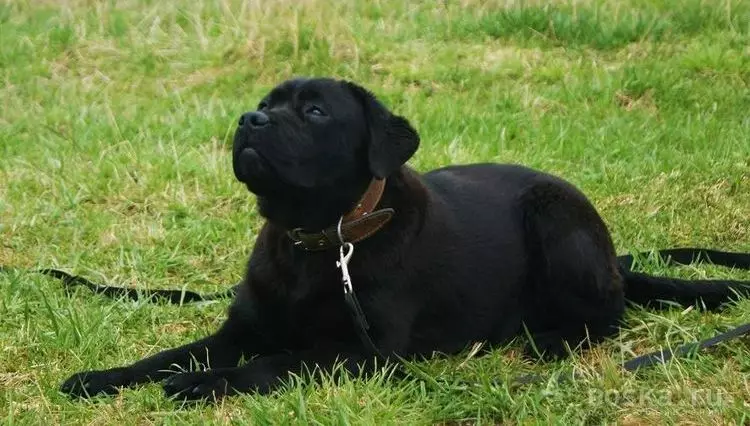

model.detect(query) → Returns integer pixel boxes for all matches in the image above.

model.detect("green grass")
[2,0,750,423]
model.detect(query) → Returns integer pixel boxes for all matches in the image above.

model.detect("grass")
[1,0,750,423]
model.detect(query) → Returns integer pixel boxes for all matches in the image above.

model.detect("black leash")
[4,247,736,305]
[2,247,750,386]
[622,321,750,371]
[615,248,750,372]
[0,266,238,304]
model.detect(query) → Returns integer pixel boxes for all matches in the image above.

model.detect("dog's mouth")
[234,144,318,194]
[234,132,324,196]
[233,147,279,195]
[237,147,267,177]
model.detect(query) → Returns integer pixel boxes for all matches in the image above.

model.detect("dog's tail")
[618,248,750,310]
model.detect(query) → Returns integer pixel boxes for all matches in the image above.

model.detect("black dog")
[61,78,750,401]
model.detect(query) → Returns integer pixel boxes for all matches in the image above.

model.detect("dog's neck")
[286,178,394,251]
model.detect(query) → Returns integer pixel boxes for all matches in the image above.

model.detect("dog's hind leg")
[518,179,626,359]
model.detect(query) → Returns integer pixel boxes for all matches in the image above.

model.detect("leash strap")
[615,248,750,370]
[344,291,385,358]
[2,247,749,378]
[336,240,386,358]
[0,266,238,304]
[622,322,750,371]
[5,247,743,304]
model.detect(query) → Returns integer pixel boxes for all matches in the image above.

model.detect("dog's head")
[232,78,419,229]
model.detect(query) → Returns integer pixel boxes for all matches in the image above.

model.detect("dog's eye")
[257,101,268,110]
[305,105,326,117]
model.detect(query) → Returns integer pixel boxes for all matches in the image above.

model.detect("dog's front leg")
[162,346,373,401]
[60,322,252,399]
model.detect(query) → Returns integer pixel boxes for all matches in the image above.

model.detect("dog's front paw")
[60,368,126,398]
[162,371,234,402]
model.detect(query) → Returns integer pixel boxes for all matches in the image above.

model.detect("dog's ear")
[345,82,420,179]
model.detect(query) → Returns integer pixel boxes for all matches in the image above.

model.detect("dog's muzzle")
[233,144,276,193]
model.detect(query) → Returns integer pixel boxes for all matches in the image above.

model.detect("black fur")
[60,78,750,401]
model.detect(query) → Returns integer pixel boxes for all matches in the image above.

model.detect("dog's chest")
[282,263,360,345]
[285,287,356,345]
[249,244,375,347]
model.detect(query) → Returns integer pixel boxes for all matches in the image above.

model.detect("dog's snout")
[239,111,270,129]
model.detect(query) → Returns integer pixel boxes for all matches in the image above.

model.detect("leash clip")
[337,242,354,294]
[336,216,354,294]
[335,215,355,294]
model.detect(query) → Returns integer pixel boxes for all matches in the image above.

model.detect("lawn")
[1,0,750,423]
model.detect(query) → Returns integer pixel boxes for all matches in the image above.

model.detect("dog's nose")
[239,111,270,128]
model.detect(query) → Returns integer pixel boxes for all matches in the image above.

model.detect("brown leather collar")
[287,179,394,251]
